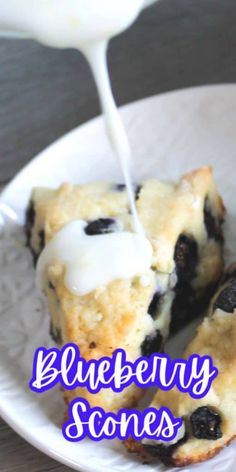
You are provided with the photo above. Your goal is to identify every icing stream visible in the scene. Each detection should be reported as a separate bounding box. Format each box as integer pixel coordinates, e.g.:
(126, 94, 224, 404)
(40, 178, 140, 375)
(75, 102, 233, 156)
(0, 0, 153, 292)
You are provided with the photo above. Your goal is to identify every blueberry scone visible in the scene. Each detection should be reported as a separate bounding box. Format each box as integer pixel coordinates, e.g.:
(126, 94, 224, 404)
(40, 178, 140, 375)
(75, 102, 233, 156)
(25, 167, 224, 411)
(126, 264, 236, 466)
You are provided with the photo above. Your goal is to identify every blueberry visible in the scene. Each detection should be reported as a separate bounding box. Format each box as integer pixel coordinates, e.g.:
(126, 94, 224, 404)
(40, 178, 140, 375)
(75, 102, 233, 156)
(85, 218, 118, 235)
(25, 202, 41, 265)
(170, 281, 215, 334)
(190, 406, 222, 440)
(135, 185, 142, 200)
(141, 329, 163, 357)
(170, 283, 196, 333)
(25, 201, 35, 246)
(204, 198, 223, 243)
(49, 322, 62, 345)
(148, 292, 162, 319)
(114, 183, 141, 200)
(115, 184, 126, 191)
(143, 433, 187, 465)
(214, 278, 236, 313)
(39, 229, 45, 252)
(174, 234, 198, 282)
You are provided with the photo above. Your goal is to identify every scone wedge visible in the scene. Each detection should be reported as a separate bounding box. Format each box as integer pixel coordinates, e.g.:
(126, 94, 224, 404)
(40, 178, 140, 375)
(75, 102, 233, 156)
(126, 264, 236, 466)
(25, 167, 225, 412)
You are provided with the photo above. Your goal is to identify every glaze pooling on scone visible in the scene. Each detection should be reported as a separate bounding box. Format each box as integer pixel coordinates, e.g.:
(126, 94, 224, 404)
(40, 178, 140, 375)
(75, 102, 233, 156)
(125, 265, 236, 467)
(37, 220, 153, 296)
(25, 167, 224, 412)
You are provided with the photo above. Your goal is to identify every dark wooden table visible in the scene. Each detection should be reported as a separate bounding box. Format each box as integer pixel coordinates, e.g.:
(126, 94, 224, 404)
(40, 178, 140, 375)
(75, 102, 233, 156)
(1, 0, 236, 470)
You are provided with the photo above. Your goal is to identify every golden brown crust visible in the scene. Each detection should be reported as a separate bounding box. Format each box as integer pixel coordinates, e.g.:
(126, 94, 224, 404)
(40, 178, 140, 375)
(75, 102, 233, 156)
(125, 419, 236, 466)
(170, 435, 236, 467)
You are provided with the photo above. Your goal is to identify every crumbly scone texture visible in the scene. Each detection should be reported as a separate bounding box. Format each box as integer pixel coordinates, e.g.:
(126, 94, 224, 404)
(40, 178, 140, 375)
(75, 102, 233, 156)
(46, 265, 156, 410)
(126, 264, 236, 466)
(25, 167, 225, 412)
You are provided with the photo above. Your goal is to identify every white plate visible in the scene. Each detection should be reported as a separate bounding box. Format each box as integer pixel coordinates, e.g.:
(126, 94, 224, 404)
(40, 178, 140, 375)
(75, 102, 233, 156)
(0, 84, 236, 472)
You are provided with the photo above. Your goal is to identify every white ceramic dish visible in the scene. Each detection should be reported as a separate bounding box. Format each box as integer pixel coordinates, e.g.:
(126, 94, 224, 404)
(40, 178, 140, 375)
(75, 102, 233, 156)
(0, 84, 236, 472)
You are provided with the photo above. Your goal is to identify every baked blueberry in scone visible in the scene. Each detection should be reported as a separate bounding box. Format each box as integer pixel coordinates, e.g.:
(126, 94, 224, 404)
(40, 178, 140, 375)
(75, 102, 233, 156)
(126, 264, 236, 466)
(25, 167, 224, 411)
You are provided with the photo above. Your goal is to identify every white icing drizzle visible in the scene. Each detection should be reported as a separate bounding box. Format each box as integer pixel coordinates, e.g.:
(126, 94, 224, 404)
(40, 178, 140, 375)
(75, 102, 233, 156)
(1, 0, 152, 293)
(0, 1, 145, 231)
(37, 220, 153, 296)
(83, 41, 143, 235)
